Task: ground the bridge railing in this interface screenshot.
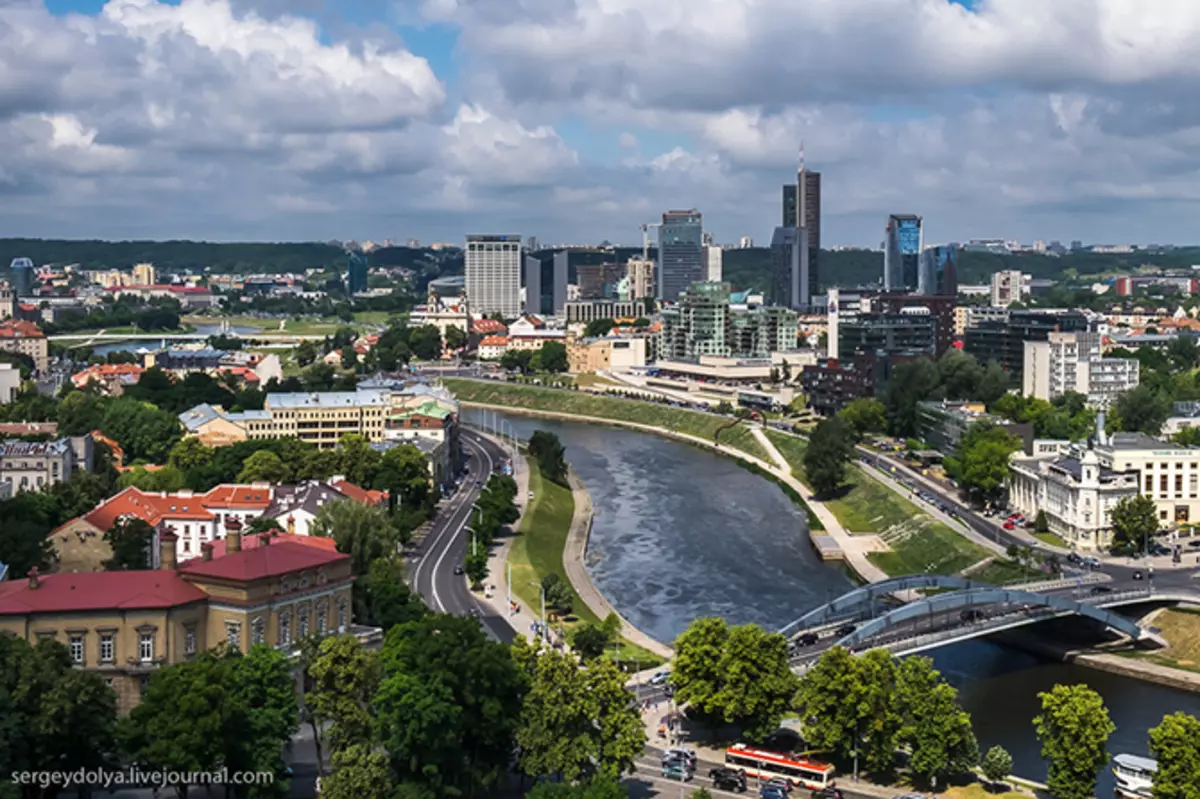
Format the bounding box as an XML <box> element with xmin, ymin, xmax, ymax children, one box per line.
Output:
<box><xmin>1011</xmin><ymin>573</ymin><xmax>1109</xmax><ymax>592</ymax></box>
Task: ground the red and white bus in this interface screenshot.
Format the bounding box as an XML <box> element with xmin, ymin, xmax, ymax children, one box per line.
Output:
<box><xmin>723</xmin><ymin>744</ymin><xmax>837</xmax><ymax>790</ymax></box>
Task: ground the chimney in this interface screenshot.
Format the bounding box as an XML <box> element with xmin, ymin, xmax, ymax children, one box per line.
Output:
<box><xmin>27</xmin><ymin>567</ymin><xmax>39</xmax><ymax>589</ymax></box>
<box><xmin>226</xmin><ymin>517</ymin><xmax>243</xmax><ymax>553</ymax></box>
<box><xmin>201</xmin><ymin>543</ymin><xmax>213</xmax><ymax>562</ymax></box>
<box><xmin>158</xmin><ymin>530</ymin><xmax>178</xmax><ymax>571</ymax></box>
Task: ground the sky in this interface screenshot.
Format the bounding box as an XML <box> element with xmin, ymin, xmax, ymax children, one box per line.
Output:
<box><xmin>5</xmin><ymin>0</ymin><xmax>1200</xmax><ymax>247</ymax></box>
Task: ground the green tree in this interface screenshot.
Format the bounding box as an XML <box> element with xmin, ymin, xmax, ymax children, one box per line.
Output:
<box><xmin>937</xmin><ymin>348</ymin><xmax>984</xmax><ymax>401</ymax></box>
<box><xmin>898</xmin><ymin>657</ymin><xmax>977</xmax><ymax>785</ymax></box>
<box><xmin>311</xmin><ymin>500</ymin><xmax>399</xmax><ymax>620</ymax></box>
<box><xmin>226</xmin><ymin>646</ymin><xmax>299</xmax><ymax>792</ymax></box>
<box><xmin>1167</xmin><ymin>336</ymin><xmax>1200</xmax><ymax>372</ymax></box>
<box><xmin>168</xmin><ymin>436</ymin><xmax>215</xmax><ymax>474</ymax></box>
<box><xmin>981</xmin><ymin>745</ymin><xmax>1013</xmax><ymax>791</ymax></box>
<box><xmin>100</xmin><ymin>397</ymin><xmax>182</xmax><ymax>463</ymax></box>
<box><xmin>118</xmin><ymin>464</ymin><xmax>188</xmax><ymax>492</ymax></box>
<box><xmin>444</xmin><ymin>325</ymin><xmax>468</xmax><ymax>351</ymax></box>
<box><xmin>308</xmin><ymin>635</ymin><xmax>381</xmax><ymax>755</ymax></box>
<box><xmin>237</xmin><ymin>450</ymin><xmax>290</xmax><ymax>484</ymax></box>
<box><xmin>532</xmin><ymin>340</ymin><xmax>569</xmax><ymax>373</ymax></box>
<box><xmin>1034</xmin><ymin>510</ymin><xmax>1049</xmax><ymax>534</ymax></box>
<box><xmin>525</xmin><ymin>778</ymin><xmax>630</xmax><ymax>799</ymax></box>
<box><xmin>541</xmin><ymin>573</ymin><xmax>575</xmax><ymax>617</ymax></box>
<box><xmin>584</xmin><ymin>318</ymin><xmax>616</xmax><ymax>338</ymax></box>
<box><xmin>341</xmin><ymin>347</ymin><xmax>359</xmax><ymax>370</ymax></box>
<box><xmin>856</xmin><ymin>649</ymin><xmax>904</xmax><ymax>774</ymax></box>
<box><xmin>528</xmin><ymin>429</ymin><xmax>568</xmax><ymax>485</ymax></box>
<box><xmin>837</xmin><ymin>398</ymin><xmax>887</xmax><ymax>440</ymax></box>
<box><xmin>363</xmin><ymin>556</ymin><xmax>426</xmax><ymax>631</ymax></box>
<box><xmin>376</xmin><ymin>615</ymin><xmax>526</xmax><ymax>795</ymax></box>
<box><xmin>1110</xmin><ymin>494</ymin><xmax>1159</xmax><ymax>554</ymax></box>
<box><xmin>337</xmin><ymin>433</ymin><xmax>383</xmax><ymax>488</ymax></box>
<box><xmin>322</xmin><ymin>744</ymin><xmax>395</xmax><ymax>799</ymax></box>
<box><xmin>713</xmin><ymin>623</ymin><xmax>801</xmax><ymax>742</ymax></box>
<box><xmin>1148</xmin><ymin>712</ymin><xmax>1200</xmax><ymax>799</ymax></box>
<box><xmin>295</xmin><ymin>340</ymin><xmax>318</xmax><ymax>367</ymax></box>
<box><xmin>1114</xmin><ymin>385</ymin><xmax>1170</xmax><ymax>436</ymax></box>
<box><xmin>802</xmin><ymin>416</ymin><xmax>856</xmax><ymax>498</ymax></box>
<box><xmin>976</xmin><ymin>360</ymin><xmax>1011</xmax><ymax>405</ymax></box>
<box><xmin>944</xmin><ymin>421</ymin><xmax>1022</xmax><ymax>506</ymax></box>
<box><xmin>794</xmin><ymin>647</ymin><xmax>866</xmax><ymax>762</ymax></box>
<box><xmin>1033</xmin><ymin>684</ymin><xmax>1115</xmax><ymax>799</ymax></box>
<box><xmin>407</xmin><ymin>325</ymin><xmax>443</xmax><ymax>361</ymax></box>
<box><xmin>570</xmin><ymin>621</ymin><xmax>614</xmax><ymax>661</ymax></box>
<box><xmin>671</xmin><ymin>616</ymin><xmax>730</xmax><ymax>731</ymax></box>
<box><xmin>56</xmin><ymin>389</ymin><xmax>108</xmax><ymax>436</ymax></box>
<box><xmin>103</xmin><ymin>516</ymin><xmax>155</xmax><ymax>570</ymax></box>
<box><xmin>465</xmin><ymin>546</ymin><xmax>489</xmax><ymax>587</ymax></box>
<box><xmin>883</xmin><ymin>358</ymin><xmax>943</xmax><ymax>437</ymax></box>
<box><xmin>373</xmin><ymin>443</ymin><xmax>433</xmax><ymax>512</ymax></box>
<box><xmin>501</xmin><ymin>349</ymin><xmax>535</xmax><ymax>373</ymax></box>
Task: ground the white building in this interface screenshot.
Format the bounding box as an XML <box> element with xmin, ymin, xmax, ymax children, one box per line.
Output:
<box><xmin>465</xmin><ymin>234</ymin><xmax>522</xmax><ymax>318</ymax></box>
<box><xmin>990</xmin><ymin>270</ymin><xmax>1027</xmax><ymax>307</ymax></box>
<box><xmin>1008</xmin><ymin>448</ymin><xmax>1139</xmax><ymax>551</ymax></box>
<box><xmin>1023</xmin><ymin>332</ymin><xmax>1139</xmax><ymax>408</ymax></box>
<box><xmin>705</xmin><ymin>245</ymin><xmax>723</xmax><ymax>283</ymax></box>
<box><xmin>0</xmin><ymin>363</ymin><xmax>20</xmax><ymax>404</ymax></box>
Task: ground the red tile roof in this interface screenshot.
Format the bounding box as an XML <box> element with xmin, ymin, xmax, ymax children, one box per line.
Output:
<box><xmin>479</xmin><ymin>335</ymin><xmax>508</xmax><ymax>347</ymax></box>
<box><xmin>205</xmin><ymin>532</ymin><xmax>338</xmax><ymax>559</ymax></box>
<box><xmin>0</xmin><ymin>320</ymin><xmax>44</xmax><ymax>339</ymax></box>
<box><xmin>200</xmin><ymin>485</ymin><xmax>273</xmax><ymax>508</ymax></box>
<box><xmin>471</xmin><ymin>319</ymin><xmax>507</xmax><ymax>334</ymax></box>
<box><xmin>330</xmin><ymin>480</ymin><xmax>387</xmax><ymax>506</ymax></box>
<box><xmin>79</xmin><ymin>485</ymin><xmax>272</xmax><ymax>532</ymax></box>
<box><xmin>0</xmin><ymin>572</ymin><xmax>207</xmax><ymax>615</ymax></box>
<box><xmin>180</xmin><ymin>538</ymin><xmax>347</xmax><ymax>581</ymax></box>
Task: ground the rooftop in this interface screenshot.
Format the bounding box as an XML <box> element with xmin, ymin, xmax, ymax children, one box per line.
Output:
<box><xmin>0</xmin><ymin>438</ymin><xmax>72</xmax><ymax>458</ymax></box>
<box><xmin>0</xmin><ymin>320</ymin><xmax>44</xmax><ymax>339</ymax></box>
<box><xmin>181</xmin><ymin>537</ymin><xmax>348</xmax><ymax>581</ymax></box>
<box><xmin>267</xmin><ymin>389</ymin><xmax>391</xmax><ymax>409</ymax></box>
<box><xmin>204</xmin><ymin>531</ymin><xmax>338</xmax><ymax>559</ymax></box>
<box><xmin>0</xmin><ymin>571</ymin><xmax>207</xmax><ymax>615</ymax></box>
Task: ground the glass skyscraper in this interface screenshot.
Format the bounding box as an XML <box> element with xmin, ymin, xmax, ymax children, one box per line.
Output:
<box><xmin>9</xmin><ymin>258</ymin><xmax>33</xmax><ymax>298</ymax></box>
<box><xmin>781</xmin><ymin>167</ymin><xmax>821</xmax><ymax>305</ymax></box>
<box><xmin>346</xmin><ymin>252</ymin><xmax>369</xmax><ymax>295</ymax></box>
<box><xmin>657</xmin><ymin>210</ymin><xmax>704</xmax><ymax>302</ymax></box>
<box><xmin>883</xmin><ymin>214</ymin><xmax>922</xmax><ymax>292</ymax></box>
<box><xmin>917</xmin><ymin>245</ymin><xmax>958</xmax><ymax>297</ymax></box>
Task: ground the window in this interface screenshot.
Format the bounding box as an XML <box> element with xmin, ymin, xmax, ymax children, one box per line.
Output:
<box><xmin>138</xmin><ymin>676</ymin><xmax>151</xmax><ymax>696</ymax></box>
<box><xmin>252</xmin><ymin>617</ymin><xmax>265</xmax><ymax>645</ymax></box>
<box><xmin>298</xmin><ymin>605</ymin><xmax>310</xmax><ymax>638</ymax></box>
<box><xmin>139</xmin><ymin>633</ymin><xmax>154</xmax><ymax>663</ymax></box>
<box><xmin>279</xmin><ymin>611</ymin><xmax>292</xmax><ymax>648</ymax></box>
<box><xmin>1161</xmin><ymin>475</ymin><xmax>1169</xmax><ymax>493</ymax></box>
<box><xmin>99</xmin><ymin>633</ymin><xmax>114</xmax><ymax>663</ymax></box>
<box><xmin>69</xmin><ymin>635</ymin><xmax>84</xmax><ymax>665</ymax></box>
<box><xmin>1145</xmin><ymin>475</ymin><xmax>1153</xmax><ymax>493</ymax></box>
<box><xmin>1176</xmin><ymin>475</ymin><xmax>1183</xmax><ymax>495</ymax></box>
<box><xmin>225</xmin><ymin>622</ymin><xmax>242</xmax><ymax>650</ymax></box>
<box><xmin>337</xmin><ymin>597</ymin><xmax>348</xmax><ymax>632</ymax></box>
<box><xmin>316</xmin><ymin>600</ymin><xmax>328</xmax><ymax>635</ymax></box>
<box><xmin>184</xmin><ymin>625</ymin><xmax>196</xmax><ymax>655</ymax></box>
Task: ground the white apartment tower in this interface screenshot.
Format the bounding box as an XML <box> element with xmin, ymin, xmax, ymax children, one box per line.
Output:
<box><xmin>1023</xmin><ymin>332</ymin><xmax>1140</xmax><ymax>408</ymax></box>
<box><xmin>705</xmin><ymin>245</ymin><xmax>723</xmax><ymax>283</ymax></box>
<box><xmin>990</xmin><ymin>270</ymin><xmax>1026</xmax><ymax>307</ymax></box>
<box><xmin>465</xmin><ymin>235</ymin><xmax>522</xmax><ymax>319</ymax></box>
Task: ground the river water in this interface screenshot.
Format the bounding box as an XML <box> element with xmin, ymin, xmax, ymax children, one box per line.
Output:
<box><xmin>468</xmin><ymin>410</ymin><xmax>1200</xmax><ymax>792</ymax></box>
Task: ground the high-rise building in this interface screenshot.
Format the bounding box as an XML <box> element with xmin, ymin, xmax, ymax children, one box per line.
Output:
<box><xmin>132</xmin><ymin>263</ymin><xmax>157</xmax><ymax>287</ymax></box>
<box><xmin>657</xmin><ymin>210</ymin><xmax>704</xmax><ymax>302</ymax></box>
<box><xmin>738</xmin><ymin>236</ymin><xmax>754</xmax><ymax>249</ymax></box>
<box><xmin>1023</xmin><ymin>332</ymin><xmax>1140</xmax><ymax>408</ymax></box>
<box><xmin>659</xmin><ymin>282</ymin><xmax>731</xmax><ymax>359</ymax></box>
<box><xmin>524</xmin><ymin>256</ymin><xmax>542</xmax><ymax>316</ymax></box>
<box><xmin>465</xmin><ymin>235</ymin><xmax>522</xmax><ymax>318</ymax></box>
<box><xmin>883</xmin><ymin>215</ymin><xmax>922</xmax><ymax>292</ymax></box>
<box><xmin>781</xmin><ymin>164</ymin><xmax>821</xmax><ymax>302</ymax></box>
<box><xmin>346</xmin><ymin>252</ymin><xmax>369</xmax><ymax>295</ymax></box>
<box><xmin>10</xmin><ymin>258</ymin><xmax>33</xmax><ymax>298</ymax></box>
<box><xmin>769</xmin><ymin>226</ymin><xmax>808</xmax><ymax>310</ymax></box>
<box><xmin>918</xmin><ymin>246</ymin><xmax>958</xmax><ymax>296</ymax></box>
<box><xmin>526</xmin><ymin>236</ymin><xmax>540</xmax><ymax>252</ymax></box>
<box><xmin>626</xmin><ymin>258</ymin><xmax>654</xmax><ymax>302</ymax></box>
<box><xmin>705</xmin><ymin>245</ymin><xmax>723</xmax><ymax>282</ymax></box>
<box><xmin>990</xmin><ymin>270</ymin><xmax>1026</xmax><ymax>307</ymax></box>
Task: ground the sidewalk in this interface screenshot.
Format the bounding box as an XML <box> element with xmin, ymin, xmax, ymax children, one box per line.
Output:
<box><xmin>562</xmin><ymin>469</ymin><xmax>674</xmax><ymax>659</ymax></box>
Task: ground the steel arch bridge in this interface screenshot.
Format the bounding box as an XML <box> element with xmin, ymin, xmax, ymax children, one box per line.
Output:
<box><xmin>836</xmin><ymin>586</ymin><xmax>1147</xmax><ymax>651</ymax></box>
<box><xmin>779</xmin><ymin>574</ymin><xmax>979</xmax><ymax>638</ymax></box>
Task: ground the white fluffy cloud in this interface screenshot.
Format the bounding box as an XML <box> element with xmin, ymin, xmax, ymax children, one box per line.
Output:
<box><xmin>6</xmin><ymin>0</ymin><xmax>1200</xmax><ymax>243</ymax></box>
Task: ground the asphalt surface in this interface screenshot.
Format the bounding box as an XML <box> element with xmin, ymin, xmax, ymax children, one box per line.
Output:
<box><xmin>408</xmin><ymin>428</ymin><xmax>518</xmax><ymax>644</ymax></box>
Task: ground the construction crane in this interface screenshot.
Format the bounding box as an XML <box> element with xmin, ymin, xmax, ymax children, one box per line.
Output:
<box><xmin>640</xmin><ymin>222</ymin><xmax>661</xmax><ymax>261</ymax></box>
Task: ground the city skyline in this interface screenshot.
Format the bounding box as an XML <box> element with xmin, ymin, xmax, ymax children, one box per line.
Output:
<box><xmin>7</xmin><ymin>1</ymin><xmax>1200</xmax><ymax>247</ymax></box>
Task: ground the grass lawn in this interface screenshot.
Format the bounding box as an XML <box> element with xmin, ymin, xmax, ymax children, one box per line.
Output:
<box><xmin>1033</xmin><ymin>531</ymin><xmax>1069</xmax><ymax>548</ymax></box>
<box><xmin>868</xmin><ymin>523</ymin><xmax>990</xmax><ymax>577</ymax></box>
<box><xmin>573</xmin><ymin>373</ymin><xmax>620</xmax><ymax>389</ymax></box>
<box><xmin>970</xmin><ymin>559</ymin><xmax>1045</xmax><ymax>585</ymax></box>
<box><xmin>445</xmin><ymin>378</ymin><xmax>770</xmax><ymax>463</ymax></box>
<box><xmin>506</xmin><ymin>461</ymin><xmax>663</xmax><ymax>669</ymax></box>
<box><xmin>1123</xmin><ymin>607</ymin><xmax>1200</xmax><ymax>673</ymax></box>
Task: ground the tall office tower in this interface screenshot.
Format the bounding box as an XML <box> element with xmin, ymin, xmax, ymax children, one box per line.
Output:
<box><xmin>626</xmin><ymin>257</ymin><xmax>655</xmax><ymax>301</ymax></box>
<box><xmin>524</xmin><ymin>256</ymin><xmax>542</xmax><ymax>315</ymax></box>
<box><xmin>917</xmin><ymin>246</ymin><xmax>958</xmax><ymax>297</ymax></box>
<box><xmin>657</xmin><ymin>210</ymin><xmax>704</xmax><ymax>302</ymax></box>
<box><xmin>705</xmin><ymin>245</ymin><xmax>723</xmax><ymax>282</ymax></box>
<box><xmin>346</xmin><ymin>252</ymin><xmax>369</xmax><ymax>294</ymax></box>
<box><xmin>9</xmin><ymin>258</ymin><xmax>33</xmax><ymax>298</ymax></box>
<box><xmin>781</xmin><ymin>160</ymin><xmax>821</xmax><ymax>304</ymax></box>
<box><xmin>769</xmin><ymin>226</ymin><xmax>809</xmax><ymax>310</ymax></box>
<box><xmin>550</xmin><ymin>252</ymin><xmax>568</xmax><ymax>314</ymax></box>
<box><xmin>465</xmin><ymin>235</ymin><xmax>522</xmax><ymax>318</ymax></box>
<box><xmin>883</xmin><ymin>215</ymin><xmax>923</xmax><ymax>292</ymax></box>
<box><xmin>526</xmin><ymin>236</ymin><xmax>539</xmax><ymax>252</ymax></box>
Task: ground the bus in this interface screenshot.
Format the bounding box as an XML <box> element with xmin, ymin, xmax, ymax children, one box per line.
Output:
<box><xmin>723</xmin><ymin>744</ymin><xmax>836</xmax><ymax>790</ymax></box>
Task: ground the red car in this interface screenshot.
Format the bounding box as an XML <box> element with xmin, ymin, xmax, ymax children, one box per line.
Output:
<box><xmin>1003</xmin><ymin>521</ymin><xmax>1016</xmax><ymax>530</ymax></box>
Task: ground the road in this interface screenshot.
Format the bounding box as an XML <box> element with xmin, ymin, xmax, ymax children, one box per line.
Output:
<box><xmin>408</xmin><ymin>428</ymin><xmax>518</xmax><ymax>643</ymax></box>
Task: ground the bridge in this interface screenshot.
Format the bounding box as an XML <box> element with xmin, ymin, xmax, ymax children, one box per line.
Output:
<box><xmin>48</xmin><ymin>332</ymin><xmax>327</xmax><ymax>343</ymax></box>
<box><xmin>780</xmin><ymin>574</ymin><xmax>1174</xmax><ymax>669</ymax></box>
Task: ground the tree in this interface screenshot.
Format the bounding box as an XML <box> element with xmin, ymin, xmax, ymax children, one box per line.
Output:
<box><xmin>1034</xmin><ymin>510</ymin><xmax>1049</xmax><ymax>534</ymax></box>
<box><xmin>56</xmin><ymin>389</ymin><xmax>108</xmax><ymax>436</ymax></box>
<box><xmin>1110</xmin><ymin>494</ymin><xmax>1159</xmax><ymax>554</ymax></box>
<box><xmin>517</xmin><ymin>648</ymin><xmax>644</xmax><ymax>781</ymax></box>
<box><xmin>341</xmin><ymin>347</ymin><xmax>359</xmax><ymax>370</ymax></box>
<box><xmin>99</xmin><ymin>397</ymin><xmax>182</xmax><ymax>464</ymax></box>
<box><xmin>570</xmin><ymin>621</ymin><xmax>614</xmax><ymax>661</ymax></box>
<box><xmin>376</xmin><ymin>615</ymin><xmax>526</xmax><ymax>796</ymax></box>
<box><xmin>295</xmin><ymin>340</ymin><xmax>318</xmax><ymax>367</ymax></box>
<box><xmin>671</xmin><ymin>617</ymin><xmax>729</xmax><ymax>732</ymax></box>
<box><xmin>103</xmin><ymin>517</ymin><xmax>155</xmax><ymax>570</ymax></box>
<box><xmin>373</xmin><ymin>443</ymin><xmax>433</xmax><ymax>512</ymax></box>
<box><xmin>802</xmin><ymin>416</ymin><xmax>856</xmax><ymax>498</ymax></box>
<box><xmin>1148</xmin><ymin>712</ymin><xmax>1200</xmax><ymax>799</ymax></box>
<box><xmin>363</xmin><ymin>557</ymin><xmax>426</xmax><ymax>631</ymax></box>
<box><xmin>937</xmin><ymin>348</ymin><xmax>984</xmax><ymax>401</ymax></box>
<box><xmin>794</xmin><ymin>647</ymin><xmax>867</xmax><ymax>762</ymax></box>
<box><xmin>337</xmin><ymin>433</ymin><xmax>383</xmax><ymax>489</ymax></box>
<box><xmin>119</xmin><ymin>464</ymin><xmax>188</xmax><ymax>492</ymax></box>
<box><xmin>465</xmin><ymin>546</ymin><xmax>489</xmax><ymax>587</ymax></box>
<box><xmin>899</xmin><ymin>657</ymin><xmax>977</xmax><ymax>785</ymax></box>
<box><xmin>528</xmin><ymin>430</ymin><xmax>568</xmax><ymax>485</ymax></box>
<box><xmin>407</xmin><ymin>325</ymin><xmax>443</xmax><ymax>361</ymax></box>
<box><xmin>311</xmin><ymin>500</ymin><xmax>400</xmax><ymax>620</ymax></box>
<box><xmin>308</xmin><ymin>635</ymin><xmax>381</xmax><ymax>755</ymax></box>
<box><xmin>837</xmin><ymin>398</ymin><xmax>887</xmax><ymax>440</ymax></box>
<box><xmin>584</xmin><ymin>318</ymin><xmax>616</xmax><ymax>338</ymax></box>
<box><xmin>501</xmin><ymin>349</ymin><xmax>535</xmax><ymax>374</ymax></box>
<box><xmin>884</xmin><ymin>358</ymin><xmax>943</xmax><ymax>437</ymax></box>
<box><xmin>976</xmin><ymin>360</ymin><xmax>1011</xmax><ymax>406</ymax></box>
<box><xmin>532</xmin><ymin>340</ymin><xmax>569</xmax><ymax>373</ymax></box>
<box><xmin>1033</xmin><ymin>684</ymin><xmax>1115</xmax><ymax>799</ymax></box>
<box><xmin>322</xmin><ymin>744</ymin><xmax>395</xmax><ymax>799</ymax></box>
<box><xmin>1115</xmin><ymin>385</ymin><xmax>1170</xmax><ymax>436</ymax></box>
<box><xmin>981</xmin><ymin>745</ymin><xmax>1013</xmax><ymax>791</ymax></box>
<box><xmin>237</xmin><ymin>450</ymin><xmax>290</xmax><ymax>484</ymax></box>
<box><xmin>541</xmin><ymin>573</ymin><xmax>574</xmax><ymax>617</ymax></box>
<box><xmin>225</xmin><ymin>646</ymin><xmax>299</xmax><ymax>791</ymax></box>
<box><xmin>1167</xmin><ymin>336</ymin><xmax>1200</xmax><ymax>372</ymax></box>
<box><xmin>944</xmin><ymin>421</ymin><xmax>1022</xmax><ymax>506</ymax></box>
<box><xmin>526</xmin><ymin>778</ymin><xmax>630</xmax><ymax>799</ymax></box>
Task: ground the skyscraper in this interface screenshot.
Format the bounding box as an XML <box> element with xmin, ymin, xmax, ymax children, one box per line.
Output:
<box><xmin>465</xmin><ymin>235</ymin><xmax>522</xmax><ymax>318</ymax></box>
<box><xmin>524</xmin><ymin>256</ymin><xmax>542</xmax><ymax>316</ymax></box>
<box><xmin>883</xmin><ymin>215</ymin><xmax>922</xmax><ymax>292</ymax></box>
<box><xmin>780</xmin><ymin>159</ymin><xmax>821</xmax><ymax>304</ymax></box>
<box><xmin>705</xmin><ymin>245</ymin><xmax>723</xmax><ymax>282</ymax></box>
<box><xmin>918</xmin><ymin>246</ymin><xmax>958</xmax><ymax>297</ymax></box>
<box><xmin>769</xmin><ymin>225</ymin><xmax>808</xmax><ymax>310</ymax></box>
<box><xmin>523</xmin><ymin>253</ymin><xmax>569</xmax><ymax>316</ymax></box>
<box><xmin>9</xmin><ymin>258</ymin><xmax>33</xmax><ymax>298</ymax></box>
<box><xmin>346</xmin><ymin>252</ymin><xmax>369</xmax><ymax>295</ymax></box>
<box><xmin>657</xmin><ymin>210</ymin><xmax>704</xmax><ymax>302</ymax></box>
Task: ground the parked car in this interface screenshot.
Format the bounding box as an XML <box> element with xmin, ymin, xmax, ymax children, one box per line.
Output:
<box><xmin>662</xmin><ymin>748</ymin><xmax>697</xmax><ymax>769</ymax></box>
<box><xmin>710</xmin><ymin>767</ymin><xmax>748</xmax><ymax>792</ymax></box>
<box><xmin>1003</xmin><ymin>521</ymin><xmax>1016</xmax><ymax>530</ymax></box>
<box><xmin>1133</xmin><ymin>570</ymin><xmax>1144</xmax><ymax>580</ymax></box>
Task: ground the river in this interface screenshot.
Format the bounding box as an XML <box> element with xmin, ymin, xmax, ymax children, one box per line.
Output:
<box><xmin>468</xmin><ymin>409</ymin><xmax>1200</xmax><ymax>792</ymax></box>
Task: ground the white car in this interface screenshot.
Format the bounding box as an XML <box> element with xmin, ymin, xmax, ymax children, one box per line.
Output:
<box><xmin>649</xmin><ymin>670</ymin><xmax>671</xmax><ymax>685</ymax></box>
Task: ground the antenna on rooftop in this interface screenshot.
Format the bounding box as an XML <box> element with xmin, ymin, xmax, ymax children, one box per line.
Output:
<box><xmin>799</xmin><ymin>140</ymin><xmax>806</xmax><ymax>172</ymax></box>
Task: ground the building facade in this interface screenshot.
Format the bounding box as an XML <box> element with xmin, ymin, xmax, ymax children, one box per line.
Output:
<box><xmin>916</xmin><ymin>400</ymin><xmax>1033</xmax><ymax>456</ymax></box>
<box><xmin>1023</xmin><ymin>332</ymin><xmax>1140</xmax><ymax>407</ymax></box>
<box><xmin>659</xmin><ymin>282</ymin><xmax>731</xmax><ymax>359</ymax></box>
<box><xmin>861</xmin><ymin>294</ymin><xmax>957</xmax><ymax>356</ymax></box>
<box><xmin>883</xmin><ymin>215</ymin><xmax>922</xmax><ymax>292</ymax></box>
<box><xmin>837</xmin><ymin>312</ymin><xmax>937</xmax><ymax>360</ymax></box>
<box><xmin>918</xmin><ymin>246</ymin><xmax>958</xmax><ymax>297</ymax></box>
<box><xmin>963</xmin><ymin>310</ymin><xmax>1090</xmax><ymax>379</ymax></box>
<box><xmin>781</xmin><ymin>166</ymin><xmax>821</xmax><ymax>304</ymax></box>
<box><xmin>626</xmin><ymin>257</ymin><xmax>654</xmax><ymax>301</ymax></box>
<box><xmin>990</xmin><ymin>270</ymin><xmax>1026</xmax><ymax>307</ymax></box>
<box><xmin>0</xmin><ymin>436</ymin><xmax>92</xmax><ymax>494</ymax></box>
<box><xmin>769</xmin><ymin>225</ymin><xmax>811</xmax><ymax>310</ymax></box>
<box><xmin>0</xmin><ymin>319</ymin><xmax>48</xmax><ymax>372</ymax></box>
<box><xmin>0</xmin><ymin>363</ymin><xmax>19</xmax><ymax>403</ymax></box>
<box><xmin>705</xmin><ymin>246</ymin><xmax>724</xmax><ymax>283</ymax></box>
<box><xmin>657</xmin><ymin>210</ymin><xmax>704</xmax><ymax>302</ymax></box>
<box><xmin>465</xmin><ymin>235</ymin><xmax>522</xmax><ymax>318</ymax></box>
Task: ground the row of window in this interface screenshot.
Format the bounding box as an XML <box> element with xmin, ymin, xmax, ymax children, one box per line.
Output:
<box><xmin>228</xmin><ymin>596</ymin><xmax>349</xmax><ymax>650</ymax></box>
<box><xmin>59</xmin><ymin>627</ymin><xmax>182</xmax><ymax>667</ymax></box>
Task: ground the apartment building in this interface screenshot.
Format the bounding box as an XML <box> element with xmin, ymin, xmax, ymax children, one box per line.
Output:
<box><xmin>1023</xmin><ymin>332</ymin><xmax>1139</xmax><ymax>407</ymax></box>
<box><xmin>0</xmin><ymin>363</ymin><xmax>20</xmax><ymax>403</ymax></box>
<box><xmin>0</xmin><ymin>436</ymin><xmax>93</xmax><ymax>494</ymax></box>
<box><xmin>990</xmin><ymin>270</ymin><xmax>1027</xmax><ymax>307</ymax></box>
<box><xmin>0</xmin><ymin>524</ymin><xmax>353</xmax><ymax>712</ymax></box>
<box><xmin>465</xmin><ymin>234</ymin><xmax>522</xmax><ymax>318</ymax></box>
<box><xmin>0</xmin><ymin>319</ymin><xmax>48</xmax><ymax>372</ymax></box>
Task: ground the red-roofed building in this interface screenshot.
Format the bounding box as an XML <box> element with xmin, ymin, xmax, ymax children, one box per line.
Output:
<box><xmin>71</xmin><ymin>363</ymin><xmax>146</xmax><ymax>396</ymax></box>
<box><xmin>471</xmin><ymin>318</ymin><xmax>507</xmax><ymax>336</ymax></box>
<box><xmin>0</xmin><ymin>522</ymin><xmax>354</xmax><ymax>713</ymax></box>
<box><xmin>329</xmin><ymin>479</ymin><xmax>387</xmax><ymax>507</ymax></box>
<box><xmin>0</xmin><ymin>319</ymin><xmax>48</xmax><ymax>371</ymax></box>
<box><xmin>478</xmin><ymin>335</ymin><xmax>509</xmax><ymax>360</ymax></box>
